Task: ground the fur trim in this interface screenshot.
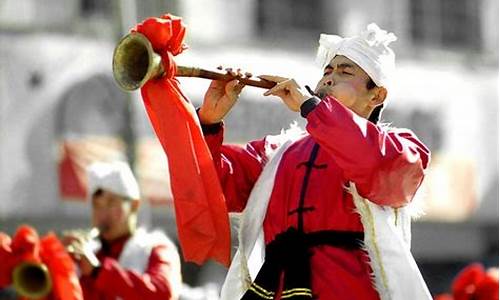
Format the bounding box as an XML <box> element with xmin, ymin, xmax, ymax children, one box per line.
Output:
<box><xmin>264</xmin><ymin>122</ymin><xmax>306</xmax><ymax>158</ymax></box>
<box><xmin>349</xmin><ymin>184</ymin><xmax>390</xmax><ymax>298</ymax></box>
<box><xmin>220</xmin><ymin>124</ymin><xmax>303</xmax><ymax>300</ymax></box>
<box><xmin>405</xmin><ymin>183</ymin><xmax>427</xmax><ymax>220</ymax></box>
<box><xmin>348</xmin><ymin>183</ymin><xmax>432</xmax><ymax>300</ymax></box>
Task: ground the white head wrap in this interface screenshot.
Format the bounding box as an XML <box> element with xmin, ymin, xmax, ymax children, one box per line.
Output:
<box><xmin>316</xmin><ymin>23</ymin><xmax>397</xmax><ymax>87</ymax></box>
<box><xmin>87</xmin><ymin>161</ymin><xmax>140</xmax><ymax>201</ymax></box>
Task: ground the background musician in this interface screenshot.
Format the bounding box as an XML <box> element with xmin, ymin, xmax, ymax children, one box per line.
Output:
<box><xmin>64</xmin><ymin>161</ymin><xmax>182</xmax><ymax>300</ymax></box>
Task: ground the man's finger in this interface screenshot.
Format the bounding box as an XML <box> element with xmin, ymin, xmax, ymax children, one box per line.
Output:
<box><xmin>263</xmin><ymin>80</ymin><xmax>290</xmax><ymax>96</ymax></box>
<box><xmin>225</xmin><ymin>68</ymin><xmax>237</xmax><ymax>77</ymax></box>
<box><xmin>67</xmin><ymin>244</ymin><xmax>85</xmax><ymax>258</ymax></box>
<box><xmin>225</xmin><ymin>79</ymin><xmax>243</xmax><ymax>97</ymax></box>
<box><xmin>258</xmin><ymin>75</ymin><xmax>289</xmax><ymax>83</ymax></box>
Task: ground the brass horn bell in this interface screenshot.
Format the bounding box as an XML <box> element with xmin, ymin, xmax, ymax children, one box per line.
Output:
<box><xmin>112</xmin><ymin>32</ymin><xmax>164</xmax><ymax>91</ymax></box>
<box><xmin>12</xmin><ymin>261</ymin><xmax>52</xmax><ymax>299</ymax></box>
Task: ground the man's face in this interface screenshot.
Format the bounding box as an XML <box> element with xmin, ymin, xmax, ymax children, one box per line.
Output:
<box><xmin>314</xmin><ymin>55</ymin><xmax>381</xmax><ymax>117</ymax></box>
<box><xmin>91</xmin><ymin>189</ymin><xmax>133</xmax><ymax>241</ymax></box>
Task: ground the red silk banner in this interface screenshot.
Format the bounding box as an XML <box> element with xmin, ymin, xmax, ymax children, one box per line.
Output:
<box><xmin>0</xmin><ymin>225</ymin><xmax>83</xmax><ymax>300</ymax></box>
<box><xmin>135</xmin><ymin>15</ymin><xmax>231</xmax><ymax>267</ymax></box>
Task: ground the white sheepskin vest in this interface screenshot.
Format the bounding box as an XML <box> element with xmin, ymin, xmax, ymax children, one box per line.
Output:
<box><xmin>118</xmin><ymin>228</ymin><xmax>174</xmax><ymax>273</ymax></box>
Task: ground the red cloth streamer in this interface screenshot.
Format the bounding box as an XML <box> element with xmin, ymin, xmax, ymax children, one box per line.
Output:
<box><xmin>40</xmin><ymin>233</ymin><xmax>83</xmax><ymax>300</ymax></box>
<box><xmin>0</xmin><ymin>225</ymin><xmax>83</xmax><ymax>300</ymax></box>
<box><xmin>451</xmin><ymin>263</ymin><xmax>499</xmax><ymax>300</ymax></box>
<box><xmin>134</xmin><ymin>14</ymin><xmax>231</xmax><ymax>267</ymax></box>
<box><xmin>434</xmin><ymin>263</ymin><xmax>499</xmax><ymax>300</ymax></box>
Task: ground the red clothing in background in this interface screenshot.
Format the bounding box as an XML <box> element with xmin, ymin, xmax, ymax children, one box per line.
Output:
<box><xmin>80</xmin><ymin>232</ymin><xmax>181</xmax><ymax>300</ymax></box>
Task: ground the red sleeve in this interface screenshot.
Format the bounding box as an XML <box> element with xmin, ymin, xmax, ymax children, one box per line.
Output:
<box><xmin>306</xmin><ymin>96</ymin><xmax>430</xmax><ymax>207</ymax></box>
<box><xmin>81</xmin><ymin>245</ymin><xmax>181</xmax><ymax>300</ymax></box>
<box><xmin>203</xmin><ymin>123</ymin><xmax>268</xmax><ymax>212</ymax></box>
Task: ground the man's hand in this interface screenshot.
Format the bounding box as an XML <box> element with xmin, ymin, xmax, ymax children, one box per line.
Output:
<box><xmin>63</xmin><ymin>234</ymin><xmax>100</xmax><ymax>276</ymax></box>
<box><xmin>259</xmin><ymin>75</ymin><xmax>310</xmax><ymax>112</ymax></box>
<box><xmin>198</xmin><ymin>68</ymin><xmax>247</xmax><ymax>125</ymax></box>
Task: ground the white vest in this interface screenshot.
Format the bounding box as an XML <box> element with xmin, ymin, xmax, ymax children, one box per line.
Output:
<box><xmin>117</xmin><ymin>228</ymin><xmax>174</xmax><ymax>273</ymax></box>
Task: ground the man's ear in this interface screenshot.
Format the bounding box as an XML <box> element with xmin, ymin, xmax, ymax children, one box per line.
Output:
<box><xmin>369</xmin><ymin>86</ymin><xmax>387</xmax><ymax>107</ymax></box>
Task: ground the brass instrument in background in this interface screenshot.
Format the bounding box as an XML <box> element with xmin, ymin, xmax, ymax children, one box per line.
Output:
<box><xmin>12</xmin><ymin>261</ymin><xmax>52</xmax><ymax>299</ymax></box>
<box><xmin>63</xmin><ymin>227</ymin><xmax>100</xmax><ymax>267</ymax></box>
<box><xmin>112</xmin><ymin>32</ymin><xmax>276</xmax><ymax>91</ymax></box>
<box><xmin>10</xmin><ymin>228</ymin><xmax>99</xmax><ymax>298</ymax></box>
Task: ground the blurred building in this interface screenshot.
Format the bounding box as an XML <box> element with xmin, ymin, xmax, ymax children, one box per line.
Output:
<box><xmin>0</xmin><ymin>0</ymin><xmax>498</xmax><ymax>295</ymax></box>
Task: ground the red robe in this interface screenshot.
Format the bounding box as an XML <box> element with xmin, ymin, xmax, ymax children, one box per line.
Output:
<box><xmin>204</xmin><ymin>96</ymin><xmax>430</xmax><ymax>299</ymax></box>
<box><xmin>80</xmin><ymin>233</ymin><xmax>181</xmax><ymax>300</ymax></box>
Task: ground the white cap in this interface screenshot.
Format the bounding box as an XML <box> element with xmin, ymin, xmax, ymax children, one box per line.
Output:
<box><xmin>87</xmin><ymin>161</ymin><xmax>140</xmax><ymax>201</ymax></box>
<box><xmin>316</xmin><ymin>23</ymin><xmax>397</xmax><ymax>88</ymax></box>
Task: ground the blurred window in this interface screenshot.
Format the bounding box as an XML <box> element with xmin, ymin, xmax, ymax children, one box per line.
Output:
<box><xmin>57</xmin><ymin>75</ymin><xmax>127</xmax><ymax>137</ymax></box>
<box><xmin>410</xmin><ymin>0</ymin><xmax>481</xmax><ymax>51</ymax></box>
<box><xmin>80</xmin><ymin>0</ymin><xmax>113</xmax><ymax>16</ymax></box>
<box><xmin>136</xmin><ymin>0</ymin><xmax>179</xmax><ymax>22</ymax></box>
<box><xmin>256</xmin><ymin>0</ymin><xmax>325</xmax><ymax>42</ymax></box>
